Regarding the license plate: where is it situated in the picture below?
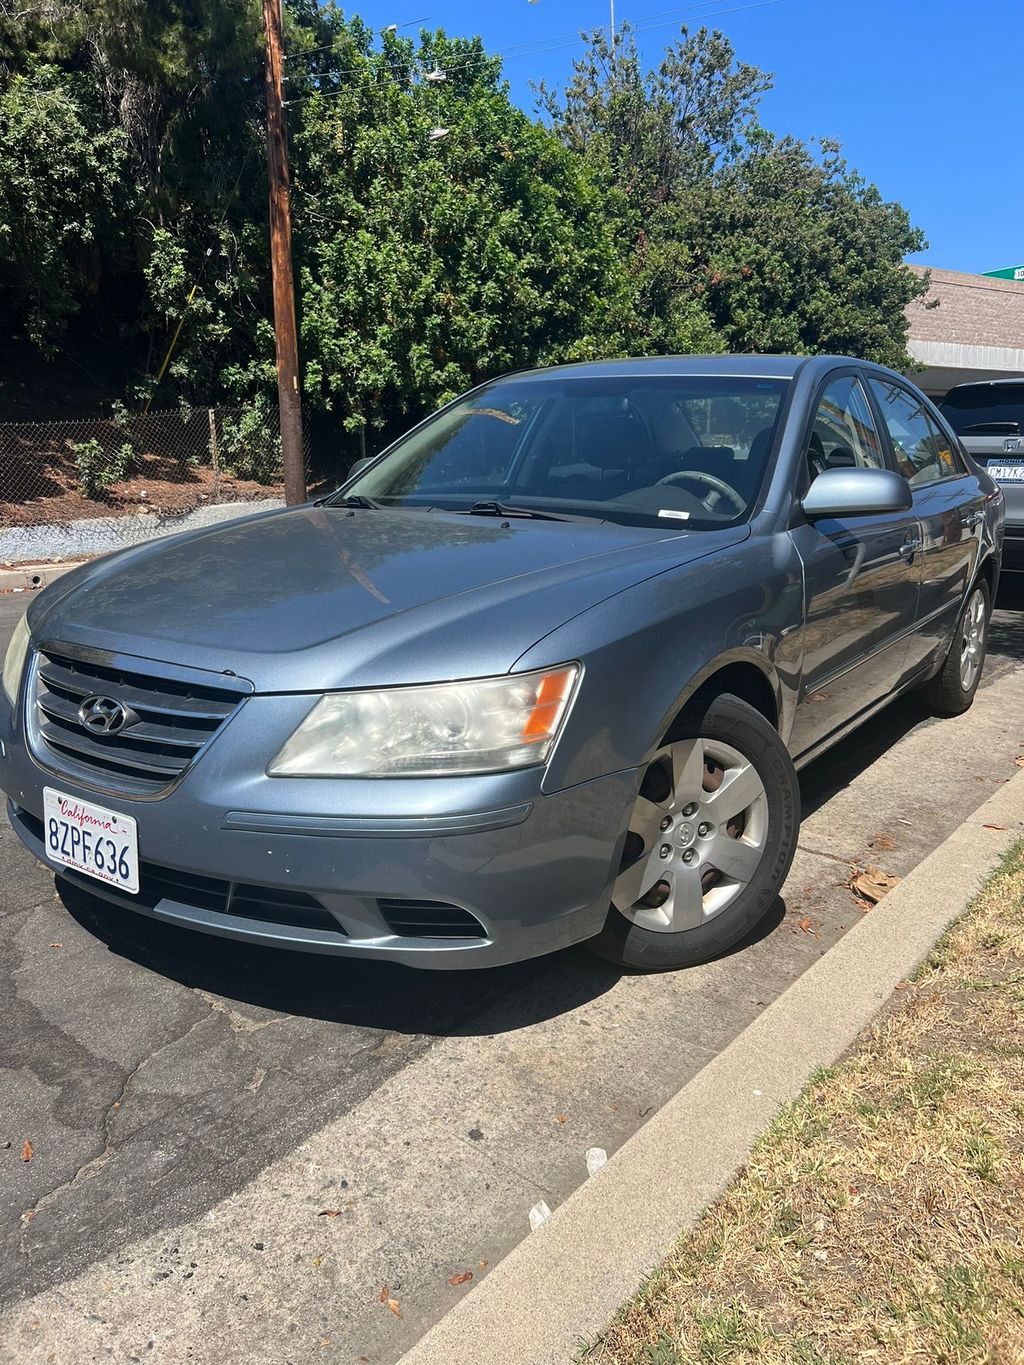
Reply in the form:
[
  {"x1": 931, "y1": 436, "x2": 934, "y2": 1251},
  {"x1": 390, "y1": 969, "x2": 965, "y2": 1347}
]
[
  {"x1": 42, "y1": 787, "x2": 139, "y2": 894},
  {"x1": 987, "y1": 458, "x2": 1024, "y2": 483}
]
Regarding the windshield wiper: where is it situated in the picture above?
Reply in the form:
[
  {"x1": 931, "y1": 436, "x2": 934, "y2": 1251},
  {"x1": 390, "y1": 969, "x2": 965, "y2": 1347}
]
[
  {"x1": 463, "y1": 500, "x2": 594, "y2": 523},
  {"x1": 321, "y1": 493, "x2": 385, "y2": 509}
]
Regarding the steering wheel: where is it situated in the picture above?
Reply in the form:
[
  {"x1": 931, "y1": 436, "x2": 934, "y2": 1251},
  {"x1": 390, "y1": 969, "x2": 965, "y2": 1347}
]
[{"x1": 655, "y1": 469, "x2": 746, "y2": 515}]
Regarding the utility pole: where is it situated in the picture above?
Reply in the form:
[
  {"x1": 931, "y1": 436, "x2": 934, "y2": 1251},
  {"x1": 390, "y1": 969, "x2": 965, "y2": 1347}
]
[{"x1": 262, "y1": 0, "x2": 306, "y2": 505}]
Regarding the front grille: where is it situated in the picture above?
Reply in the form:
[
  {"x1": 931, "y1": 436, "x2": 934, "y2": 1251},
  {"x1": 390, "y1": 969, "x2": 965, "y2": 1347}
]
[
  {"x1": 377, "y1": 897, "x2": 487, "y2": 939},
  {"x1": 32, "y1": 645, "x2": 246, "y2": 794},
  {"x1": 15, "y1": 809, "x2": 342, "y2": 934}
]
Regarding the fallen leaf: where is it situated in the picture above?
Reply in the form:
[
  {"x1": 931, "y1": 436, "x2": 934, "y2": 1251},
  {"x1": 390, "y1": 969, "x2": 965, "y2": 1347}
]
[
  {"x1": 850, "y1": 865, "x2": 900, "y2": 905},
  {"x1": 387, "y1": 1298, "x2": 402, "y2": 1318},
  {"x1": 868, "y1": 832, "x2": 895, "y2": 852},
  {"x1": 554, "y1": 1114, "x2": 567, "y2": 1125},
  {"x1": 478, "y1": 1260, "x2": 488, "y2": 1270},
  {"x1": 448, "y1": 1271, "x2": 473, "y2": 1286},
  {"x1": 378, "y1": 1286, "x2": 389, "y2": 1303},
  {"x1": 798, "y1": 916, "x2": 813, "y2": 933},
  {"x1": 310, "y1": 1255, "x2": 323, "y2": 1268},
  {"x1": 21, "y1": 1140, "x2": 33, "y2": 1162},
  {"x1": 853, "y1": 896, "x2": 874, "y2": 912},
  {"x1": 318, "y1": 1210, "x2": 342, "y2": 1218},
  {"x1": 22, "y1": 1209, "x2": 36, "y2": 1224},
  {"x1": 983, "y1": 823, "x2": 1008, "y2": 831}
]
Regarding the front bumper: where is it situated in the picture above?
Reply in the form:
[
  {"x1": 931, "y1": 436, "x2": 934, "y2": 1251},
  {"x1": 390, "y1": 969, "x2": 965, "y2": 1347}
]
[{"x1": 1, "y1": 684, "x2": 637, "y2": 969}]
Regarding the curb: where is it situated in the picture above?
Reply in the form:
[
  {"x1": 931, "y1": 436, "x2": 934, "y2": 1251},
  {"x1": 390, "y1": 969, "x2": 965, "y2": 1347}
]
[
  {"x1": 400, "y1": 770, "x2": 1024, "y2": 1365},
  {"x1": 0, "y1": 562, "x2": 83, "y2": 592}
]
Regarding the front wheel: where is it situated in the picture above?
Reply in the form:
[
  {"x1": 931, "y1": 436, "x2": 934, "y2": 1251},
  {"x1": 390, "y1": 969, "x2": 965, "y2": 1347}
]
[
  {"x1": 588, "y1": 694, "x2": 799, "y2": 972},
  {"x1": 919, "y1": 579, "x2": 990, "y2": 718}
]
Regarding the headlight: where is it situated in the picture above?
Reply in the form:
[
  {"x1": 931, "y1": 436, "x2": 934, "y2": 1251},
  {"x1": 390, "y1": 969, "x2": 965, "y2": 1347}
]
[
  {"x1": 269, "y1": 665, "x2": 580, "y2": 778},
  {"x1": 2, "y1": 613, "x2": 31, "y2": 706}
]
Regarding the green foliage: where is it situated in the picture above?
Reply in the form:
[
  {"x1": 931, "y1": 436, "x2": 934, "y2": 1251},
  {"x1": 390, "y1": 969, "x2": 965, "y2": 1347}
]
[
  {"x1": 0, "y1": 67, "x2": 129, "y2": 349},
  {"x1": 72, "y1": 436, "x2": 134, "y2": 498},
  {"x1": 219, "y1": 397, "x2": 282, "y2": 481},
  {"x1": 0, "y1": 5, "x2": 928, "y2": 432},
  {"x1": 291, "y1": 25, "x2": 622, "y2": 434},
  {"x1": 542, "y1": 24, "x2": 927, "y2": 369}
]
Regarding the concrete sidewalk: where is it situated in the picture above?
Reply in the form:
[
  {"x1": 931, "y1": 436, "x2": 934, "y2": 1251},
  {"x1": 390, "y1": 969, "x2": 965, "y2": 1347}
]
[{"x1": 400, "y1": 771, "x2": 1024, "y2": 1365}]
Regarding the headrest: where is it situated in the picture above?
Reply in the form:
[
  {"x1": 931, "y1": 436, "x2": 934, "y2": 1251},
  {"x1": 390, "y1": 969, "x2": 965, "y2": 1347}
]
[
  {"x1": 748, "y1": 428, "x2": 774, "y2": 464},
  {"x1": 576, "y1": 412, "x2": 651, "y2": 470},
  {"x1": 826, "y1": 444, "x2": 857, "y2": 469}
]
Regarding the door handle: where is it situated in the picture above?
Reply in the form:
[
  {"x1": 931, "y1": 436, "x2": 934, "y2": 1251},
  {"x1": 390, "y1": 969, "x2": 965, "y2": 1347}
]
[
  {"x1": 900, "y1": 536, "x2": 922, "y2": 560},
  {"x1": 961, "y1": 510, "x2": 983, "y2": 529}
]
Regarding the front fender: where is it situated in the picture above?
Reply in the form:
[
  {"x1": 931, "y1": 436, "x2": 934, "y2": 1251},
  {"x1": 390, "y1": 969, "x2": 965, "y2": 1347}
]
[{"x1": 514, "y1": 533, "x2": 805, "y2": 793}]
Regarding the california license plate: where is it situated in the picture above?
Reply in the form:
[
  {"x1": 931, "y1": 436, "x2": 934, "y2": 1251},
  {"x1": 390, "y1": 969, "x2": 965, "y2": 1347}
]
[
  {"x1": 987, "y1": 458, "x2": 1024, "y2": 483},
  {"x1": 42, "y1": 787, "x2": 139, "y2": 894}
]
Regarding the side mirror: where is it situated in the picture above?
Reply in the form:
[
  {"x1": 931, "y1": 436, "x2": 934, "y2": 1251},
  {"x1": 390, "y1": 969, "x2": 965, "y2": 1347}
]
[
  {"x1": 802, "y1": 467, "x2": 912, "y2": 520},
  {"x1": 348, "y1": 456, "x2": 374, "y2": 478}
]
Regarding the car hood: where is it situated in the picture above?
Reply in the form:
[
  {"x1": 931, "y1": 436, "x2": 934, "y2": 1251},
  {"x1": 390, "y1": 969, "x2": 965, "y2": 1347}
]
[{"x1": 29, "y1": 504, "x2": 750, "y2": 691}]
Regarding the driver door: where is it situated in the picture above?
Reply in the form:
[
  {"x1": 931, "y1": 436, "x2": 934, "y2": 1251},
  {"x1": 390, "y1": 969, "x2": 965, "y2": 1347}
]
[{"x1": 788, "y1": 371, "x2": 923, "y2": 758}]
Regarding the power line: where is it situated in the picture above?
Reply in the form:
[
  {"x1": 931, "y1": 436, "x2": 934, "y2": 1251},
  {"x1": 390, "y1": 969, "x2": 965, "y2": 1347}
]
[
  {"x1": 284, "y1": 0, "x2": 729, "y2": 74},
  {"x1": 283, "y1": 0, "x2": 776, "y2": 106},
  {"x1": 283, "y1": 0, "x2": 497, "y2": 64}
]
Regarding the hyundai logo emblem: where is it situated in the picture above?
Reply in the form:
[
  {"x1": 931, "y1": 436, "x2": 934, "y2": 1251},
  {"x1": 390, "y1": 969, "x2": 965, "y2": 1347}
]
[{"x1": 78, "y1": 695, "x2": 135, "y2": 736}]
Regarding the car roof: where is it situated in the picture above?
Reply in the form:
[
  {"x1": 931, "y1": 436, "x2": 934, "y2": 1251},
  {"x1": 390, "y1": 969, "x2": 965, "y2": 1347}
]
[
  {"x1": 943, "y1": 378, "x2": 1024, "y2": 395},
  {"x1": 500, "y1": 354, "x2": 818, "y2": 382}
]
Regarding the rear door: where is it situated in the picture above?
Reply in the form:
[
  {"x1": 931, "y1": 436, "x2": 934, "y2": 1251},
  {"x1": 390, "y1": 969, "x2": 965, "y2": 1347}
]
[
  {"x1": 867, "y1": 376, "x2": 983, "y2": 675},
  {"x1": 788, "y1": 371, "x2": 922, "y2": 758}
]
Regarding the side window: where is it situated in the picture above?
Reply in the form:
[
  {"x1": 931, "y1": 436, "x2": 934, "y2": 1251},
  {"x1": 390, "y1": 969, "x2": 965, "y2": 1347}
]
[
  {"x1": 868, "y1": 379, "x2": 960, "y2": 487},
  {"x1": 806, "y1": 375, "x2": 885, "y2": 482}
]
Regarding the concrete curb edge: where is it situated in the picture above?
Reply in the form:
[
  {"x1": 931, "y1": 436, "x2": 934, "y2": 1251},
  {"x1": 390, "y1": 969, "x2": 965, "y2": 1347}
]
[
  {"x1": 0, "y1": 563, "x2": 82, "y2": 592},
  {"x1": 399, "y1": 770, "x2": 1024, "y2": 1365}
]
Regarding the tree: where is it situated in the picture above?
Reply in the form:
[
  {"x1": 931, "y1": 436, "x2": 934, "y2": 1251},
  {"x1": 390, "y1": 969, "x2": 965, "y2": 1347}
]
[
  {"x1": 289, "y1": 23, "x2": 624, "y2": 440},
  {"x1": 542, "y1": 24, "x2": 927, "y2": 368},
  {"x1": 0, "y1": 66, "x2": 129, "y2": 349},
  {"x1": 689, "y1": 133, "x2": 927, "y2": 366}
]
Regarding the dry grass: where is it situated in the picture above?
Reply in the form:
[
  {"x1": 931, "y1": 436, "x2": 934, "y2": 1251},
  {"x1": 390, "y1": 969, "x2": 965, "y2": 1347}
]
[{"x1": 583, "y1": 843, "x2": 1024, "y2": 1365}]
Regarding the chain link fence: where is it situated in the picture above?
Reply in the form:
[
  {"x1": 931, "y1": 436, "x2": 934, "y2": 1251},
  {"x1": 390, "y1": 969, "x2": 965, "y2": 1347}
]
[{"x1": 0, "y1": 406, "x2": 343, "y2": 562}]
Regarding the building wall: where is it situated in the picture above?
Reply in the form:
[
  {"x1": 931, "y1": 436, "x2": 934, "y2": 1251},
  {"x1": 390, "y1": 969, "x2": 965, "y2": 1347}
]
[{"x1": 905, "y1": 265, "x2": 1024, "y2": 397}]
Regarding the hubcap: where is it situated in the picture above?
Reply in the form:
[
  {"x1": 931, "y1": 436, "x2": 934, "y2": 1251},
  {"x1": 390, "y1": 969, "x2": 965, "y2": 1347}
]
[
  {"x1": 612, "y1": 737, "x2": 769, "y2": 934},
  {"x1": 959, "y1": 587, "x2": 986, "y2": 692}
]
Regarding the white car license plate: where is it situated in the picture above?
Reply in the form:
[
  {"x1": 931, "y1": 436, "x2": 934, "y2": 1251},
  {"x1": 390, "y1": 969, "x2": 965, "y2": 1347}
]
[
  {"x1": 987, "y1": 458, "x2": 1024, "y2": 483},
  {"x1": 42, "y1": 787, "x2": 139, "y2": 894}
]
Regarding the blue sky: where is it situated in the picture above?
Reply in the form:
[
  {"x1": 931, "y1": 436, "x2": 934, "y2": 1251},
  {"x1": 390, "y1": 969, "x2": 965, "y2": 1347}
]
[{"x1": 355, "y1": 0, "x2": 1022, "y2": 274}]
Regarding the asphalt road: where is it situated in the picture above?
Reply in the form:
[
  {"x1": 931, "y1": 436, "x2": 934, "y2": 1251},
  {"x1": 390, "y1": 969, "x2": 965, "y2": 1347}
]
[{"x1": 2, "y1": 581, "x2": 1024, "y2": 1363}]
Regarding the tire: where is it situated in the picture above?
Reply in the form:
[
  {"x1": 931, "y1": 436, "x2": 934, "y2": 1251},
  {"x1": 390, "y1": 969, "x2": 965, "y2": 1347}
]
[
  {"x1": 588, "y1": 693, "x2": 799, "y2": 972},
  {"x1": 920, "y1": 579, "x2": 990, "y2": 718}
]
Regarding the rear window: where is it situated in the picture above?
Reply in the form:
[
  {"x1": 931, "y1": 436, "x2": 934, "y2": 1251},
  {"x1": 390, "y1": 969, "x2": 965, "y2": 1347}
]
[{"x1": 940, "y1": 386, "x2": 1024, "y2": 436}]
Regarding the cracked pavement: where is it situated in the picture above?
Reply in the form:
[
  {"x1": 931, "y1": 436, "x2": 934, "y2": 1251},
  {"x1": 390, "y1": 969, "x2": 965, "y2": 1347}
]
[{"x1": 2, "y1": 586, "x2": 1024, "y2": 1363}]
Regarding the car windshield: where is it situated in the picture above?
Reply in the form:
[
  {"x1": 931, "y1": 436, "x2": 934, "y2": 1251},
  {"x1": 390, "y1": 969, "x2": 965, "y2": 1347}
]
[
  {"x1": 940, "y1": 386, "x2": 1024, "y2": 435},
  {"x1": 337, "y1": 374, "x2": 791, "y2": 529}
]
